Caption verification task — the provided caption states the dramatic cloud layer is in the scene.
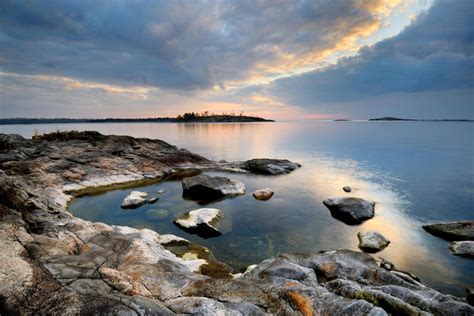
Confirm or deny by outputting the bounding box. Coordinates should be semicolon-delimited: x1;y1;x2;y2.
0;0;472;119
0;0;404;90
261;0;473;117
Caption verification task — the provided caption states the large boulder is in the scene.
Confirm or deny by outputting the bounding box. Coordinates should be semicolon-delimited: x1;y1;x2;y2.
323;197;375;225
174;208;223;238
252;188;274;201
357;231;390;253
121;191;148;208
448;241;474;258
422;221;474;241
241;158;300;175
182;174;245;201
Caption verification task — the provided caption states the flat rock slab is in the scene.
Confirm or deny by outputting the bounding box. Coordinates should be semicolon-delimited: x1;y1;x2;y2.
182;174;245;201
253;188;274;201
422;221;474;241
121;191;148;208
323;197;375;225
241;158;300;175
358;231;390;253
448;241;474;258
174;208;223;239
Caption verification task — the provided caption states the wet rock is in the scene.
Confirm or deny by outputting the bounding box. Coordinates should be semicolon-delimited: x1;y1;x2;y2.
121;191;148;208
448;241;474;257
157;189;166;195
241;158;300;175
323;197;375;225
357;231;390;253
174;208;223;238
343;186;352;193
148;197;159;204
422;221;474;241
253;188;274;201
182;174;245;201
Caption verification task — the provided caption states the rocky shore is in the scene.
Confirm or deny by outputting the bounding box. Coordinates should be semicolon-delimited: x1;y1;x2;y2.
0;131;472;315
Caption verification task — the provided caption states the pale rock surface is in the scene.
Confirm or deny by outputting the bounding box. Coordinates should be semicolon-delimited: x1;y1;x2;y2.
448;241;474;257
121;190;148;208
174;208;223;238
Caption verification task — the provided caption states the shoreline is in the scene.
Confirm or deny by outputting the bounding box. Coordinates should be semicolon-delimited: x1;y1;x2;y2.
0;131;472;314
0;116;274;125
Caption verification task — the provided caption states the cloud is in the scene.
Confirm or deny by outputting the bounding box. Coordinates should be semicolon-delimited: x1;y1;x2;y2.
263;0;473;112
0;0;404;90
0;71;294;119
2;0;471;119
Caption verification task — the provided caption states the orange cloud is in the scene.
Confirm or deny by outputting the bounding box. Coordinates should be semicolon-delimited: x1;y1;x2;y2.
223;0;405;89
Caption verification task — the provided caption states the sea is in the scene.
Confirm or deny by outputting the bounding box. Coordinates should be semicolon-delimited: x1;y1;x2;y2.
2;121;473;296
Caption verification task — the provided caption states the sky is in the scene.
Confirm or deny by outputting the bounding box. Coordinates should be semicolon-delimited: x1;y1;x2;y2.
0;0;472;120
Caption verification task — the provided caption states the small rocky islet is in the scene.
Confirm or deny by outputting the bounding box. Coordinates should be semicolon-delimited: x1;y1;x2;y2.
0;131;473;314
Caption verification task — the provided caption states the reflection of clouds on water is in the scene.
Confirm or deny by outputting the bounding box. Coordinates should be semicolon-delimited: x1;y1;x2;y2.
176;122;297;160
302;154;460;284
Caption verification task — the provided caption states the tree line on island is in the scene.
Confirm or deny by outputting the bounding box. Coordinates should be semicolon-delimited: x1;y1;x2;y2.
0;112;274;125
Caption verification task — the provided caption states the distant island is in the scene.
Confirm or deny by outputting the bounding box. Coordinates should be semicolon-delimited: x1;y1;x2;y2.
369;117;473;122
0;112;274;125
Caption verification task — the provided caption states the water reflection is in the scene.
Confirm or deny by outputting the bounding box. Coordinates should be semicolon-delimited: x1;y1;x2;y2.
4;121;473;296
70;150;465;295
305;155;460;284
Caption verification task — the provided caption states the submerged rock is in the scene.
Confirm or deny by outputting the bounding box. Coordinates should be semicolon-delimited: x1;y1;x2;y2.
343;186;352;193
448;241;474;257
422;221;474;241
182;174;245;201
357;231;390;253
252;188;274;201
148;197;159;204
323;197;375;225
146;209;169;220
241;158;300;175
174;208;223;238
121;191;148;208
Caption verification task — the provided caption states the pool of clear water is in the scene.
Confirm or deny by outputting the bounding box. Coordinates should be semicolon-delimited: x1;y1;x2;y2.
3;121;473;296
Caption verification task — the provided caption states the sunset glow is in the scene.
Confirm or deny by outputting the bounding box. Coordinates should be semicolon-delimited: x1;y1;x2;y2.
3;0;470;120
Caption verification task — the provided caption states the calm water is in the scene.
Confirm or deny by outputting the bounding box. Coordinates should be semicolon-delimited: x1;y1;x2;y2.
3;121;473;296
